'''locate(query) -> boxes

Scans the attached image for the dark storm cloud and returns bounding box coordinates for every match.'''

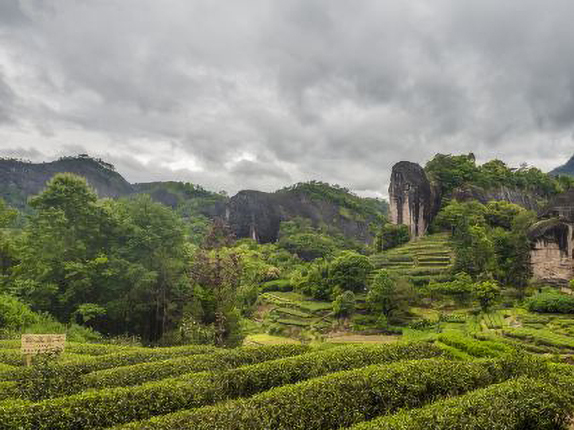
[0,0,574,196]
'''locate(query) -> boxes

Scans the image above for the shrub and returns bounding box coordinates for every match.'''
[0,343,442,430]
[346,377,571,430]
[3,344,218,399]
[526,291,574,314]
[437,333,512,358]
[0,295,40,332]
[332,290,356,318]
[81,344,309,390]
[260,279,292,293]
[329,252,374,294]
[114,356,539,430]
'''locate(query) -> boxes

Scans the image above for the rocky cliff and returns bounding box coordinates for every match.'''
[388,161,440,238]
[0,157,384,245]
[0,156,133,209]
[388,160,546,237]
[528,189,574,287]
[225,188,380,244]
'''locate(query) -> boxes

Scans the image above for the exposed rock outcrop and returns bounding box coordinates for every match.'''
[225,189,377,244]
[451,184,541,211]
[0,157,133,208]
[0,157,383,245]
[388,161,440,238]
[529,189,574,286]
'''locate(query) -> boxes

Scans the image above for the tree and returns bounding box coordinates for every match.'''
[472,280,500,312]
[13,174,116,319]
[0,199,18,287]
[329,251,374,293]
[367,270,414,323]
[453,224,497,279]
[379,223,410,251]
[187,220,244,347]
[332,290,356,319]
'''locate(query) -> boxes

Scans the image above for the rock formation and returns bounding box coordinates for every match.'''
[0,157,133,208]
[529,189,574,286]
[224,189,376,244]
[388,161,440,238]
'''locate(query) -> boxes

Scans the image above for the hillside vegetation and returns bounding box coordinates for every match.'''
[2,152,574,428]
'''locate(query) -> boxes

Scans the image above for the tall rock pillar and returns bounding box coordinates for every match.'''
[388,161,438,238]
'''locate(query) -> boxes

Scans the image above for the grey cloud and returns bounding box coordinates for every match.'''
[1,0,574,196]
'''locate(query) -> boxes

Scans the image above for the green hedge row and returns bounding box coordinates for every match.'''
[346,377,571,430]
[0,350,24,367]
[526,291,574,314]
[2,344,220,400]
[0,341,136,355]
[114,355,540,430]
[0,343,440,430]
[0,381,18,401]
[3,344,217,378]
[437,332,511,358]
[0,363,16,374]
[81,344,309,390]
[0,341,20,349]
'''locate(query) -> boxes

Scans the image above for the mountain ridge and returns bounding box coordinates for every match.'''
[0,155,386,245]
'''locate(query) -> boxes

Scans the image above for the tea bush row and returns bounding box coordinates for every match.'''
[437,332,511,358]
[114,355,541,430]
[346,377,571,430]
[2,344,220,400]
[81,344,309,390]
[0,343,439,430]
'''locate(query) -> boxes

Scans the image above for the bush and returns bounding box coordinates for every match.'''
[437,333,512,358]
[526,291,574,314]
[0,343,442,430]
[114,356,539,430]
[329,252,374,294]
[260,279,293,293]
[332,291,356,318]
[0,295,40,332]
[81,344,309,390]
[3,344,218,399]
[347,377,571,430]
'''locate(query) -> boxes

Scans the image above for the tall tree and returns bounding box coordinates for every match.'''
[188,219,243,347]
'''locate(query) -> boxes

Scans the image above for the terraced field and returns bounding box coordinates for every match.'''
[257,291,335,334]
[370,233,454,286]
[0,338,572,430]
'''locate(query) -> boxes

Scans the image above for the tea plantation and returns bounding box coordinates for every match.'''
[1,338,573,430]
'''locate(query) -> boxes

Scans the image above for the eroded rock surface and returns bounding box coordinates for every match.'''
[529,189,574,286]
[388,161,440,238]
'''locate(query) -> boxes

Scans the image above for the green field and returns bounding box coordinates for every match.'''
[0,337,572,429]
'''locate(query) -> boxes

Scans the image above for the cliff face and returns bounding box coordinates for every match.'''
[0,157,133,208]
[388,161,546,237]
[225,189,377,244]
[528,190,574,286]
[0,158,382,245]
[451,185,541,211]
[388,161,440,238]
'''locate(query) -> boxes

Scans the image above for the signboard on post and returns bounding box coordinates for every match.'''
[21,334,66,365]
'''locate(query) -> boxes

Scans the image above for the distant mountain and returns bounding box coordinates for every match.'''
[0,155,133,209]
[0,156,387,244]
[550,154,574,176]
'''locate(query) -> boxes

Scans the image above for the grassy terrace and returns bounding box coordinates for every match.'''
[370,233,454,286]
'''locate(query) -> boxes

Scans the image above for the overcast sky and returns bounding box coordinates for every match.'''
[0,0,573,197]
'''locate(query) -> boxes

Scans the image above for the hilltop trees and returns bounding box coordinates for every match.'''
[9,174,189,342]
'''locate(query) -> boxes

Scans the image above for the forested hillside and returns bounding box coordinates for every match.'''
[2,153,574,429]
